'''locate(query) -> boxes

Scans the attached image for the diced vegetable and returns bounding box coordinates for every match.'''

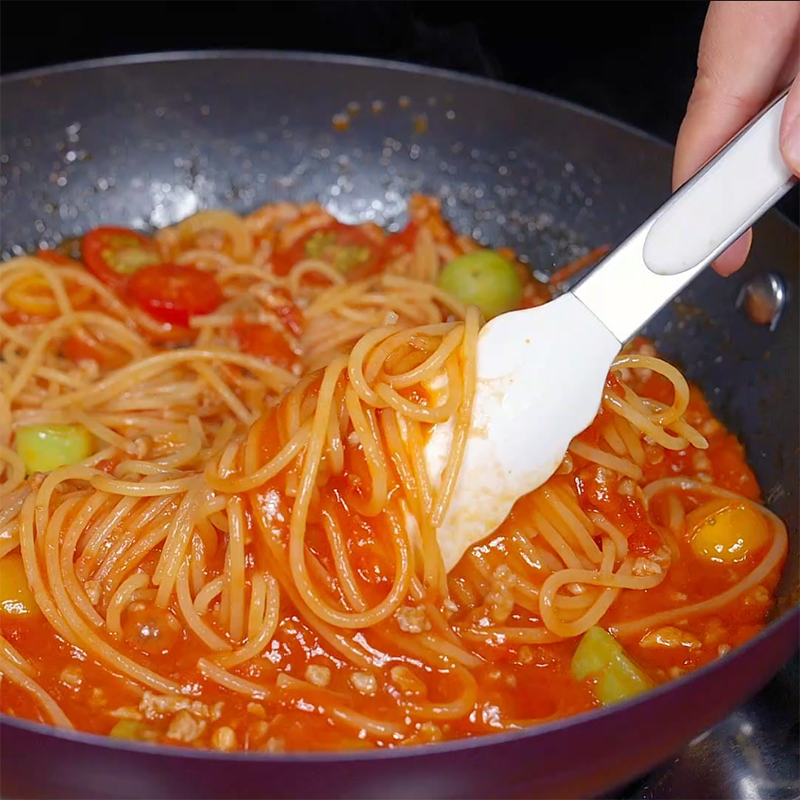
[127,264,224,327]
[15,423,93,474]
[0,552,39,618]
[686,499,769,564]
[82,227,162,291]
[438,250,523,319]
[571,626,653,705]
[109,720,150,740]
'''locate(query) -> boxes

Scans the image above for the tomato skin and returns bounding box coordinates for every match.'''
[62,330,129,369]
[127,264,224,327]
[82,227,162,292]
[233,320,297,371]
[34,249,83,268]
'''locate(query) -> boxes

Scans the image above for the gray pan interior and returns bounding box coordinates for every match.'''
[0,52,797,797]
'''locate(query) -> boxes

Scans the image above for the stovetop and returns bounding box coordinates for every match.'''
[1,4,798,797]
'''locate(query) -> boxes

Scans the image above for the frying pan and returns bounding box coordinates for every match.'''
[1,52,797,800]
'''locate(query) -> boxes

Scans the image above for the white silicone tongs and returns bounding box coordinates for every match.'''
[426,89,798,572]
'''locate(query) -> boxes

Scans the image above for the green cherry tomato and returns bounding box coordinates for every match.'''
[438,250,523,319]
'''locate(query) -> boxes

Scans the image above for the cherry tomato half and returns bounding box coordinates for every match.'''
[82,227,162,292]
[232,319,297,371]
[275,222,378,280]
[127,264,224,328]
[34,249,83,268]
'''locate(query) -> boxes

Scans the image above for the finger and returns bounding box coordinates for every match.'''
[674,0,800,190]
[711,231,752,277]
[780,68,800,175]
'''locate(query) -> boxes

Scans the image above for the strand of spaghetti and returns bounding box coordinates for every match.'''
[320,499,368,612]
[72,411,138,455]
[33,493,178,692]
[276,673,405,737]
[90,473,199,497]
[540,486,603,564]
[569,440,644,481]
[215,574,281,667]
[611,354,690,426]
[363,323,458,386]
[198,658,271,700]
[603,390,690,451]
[6,311,149,401]
[204,423,310,493]
[459,625,562,644]
[154,481,206,606]
[194,576,226,614]
[0,635,35,676]
[42,348,295,411]
[57,492,112,627]
[399,663,477,721]
[175,565,231,652]
[106,572,151,636]
[1,258,82,317]
[252,510,372,668]
[616,415,646,465]
[404,417,445,593]
[530,511,585,570]
[76,494,138,578]
[430,307,479,527]
[226,496,247,643]
[382,275,468,318]
[589,511,629,560]
[377,356,463,424]
[346,327,396,406]
[344,385,388,516]
[0,651,73,728]
[102,515,172,595]
[91,497,175,582]
[0,445,25,494]
[292,413,412,626]
[192,361,255,424]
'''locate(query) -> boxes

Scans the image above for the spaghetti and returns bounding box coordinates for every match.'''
[0,195,787,751]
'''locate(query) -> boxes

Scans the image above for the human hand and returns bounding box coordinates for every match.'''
[673,1,800,276]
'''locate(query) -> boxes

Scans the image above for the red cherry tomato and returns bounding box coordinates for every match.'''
[34,249,83,268]
[232,320,297,371]
[128,264,224,327]
[82,227,162,291]
[275,222,378,280]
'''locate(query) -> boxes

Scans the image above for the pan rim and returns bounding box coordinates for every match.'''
[1,48,678,150]
[0,48,797,765]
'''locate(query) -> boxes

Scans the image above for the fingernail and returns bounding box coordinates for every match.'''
[782,114,800,175]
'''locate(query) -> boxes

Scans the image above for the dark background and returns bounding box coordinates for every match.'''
[0,1,709,143]
[0,1,797,219]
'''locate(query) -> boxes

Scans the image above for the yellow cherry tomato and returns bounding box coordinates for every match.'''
[686,498,769,564]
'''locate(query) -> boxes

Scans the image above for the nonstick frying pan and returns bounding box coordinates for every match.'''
[1,52,798,800]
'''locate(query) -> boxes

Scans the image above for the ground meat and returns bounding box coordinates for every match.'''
[304,664,331,687]
[59,665,83,689]
[139,691,223,722]
[394,605,431,634]
[632,557,663,577]
[349,671,378,695]
[166,710,207,743]
[211,726,237,752]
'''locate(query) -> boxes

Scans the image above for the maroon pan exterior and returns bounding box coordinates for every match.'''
[1,53,797,800]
